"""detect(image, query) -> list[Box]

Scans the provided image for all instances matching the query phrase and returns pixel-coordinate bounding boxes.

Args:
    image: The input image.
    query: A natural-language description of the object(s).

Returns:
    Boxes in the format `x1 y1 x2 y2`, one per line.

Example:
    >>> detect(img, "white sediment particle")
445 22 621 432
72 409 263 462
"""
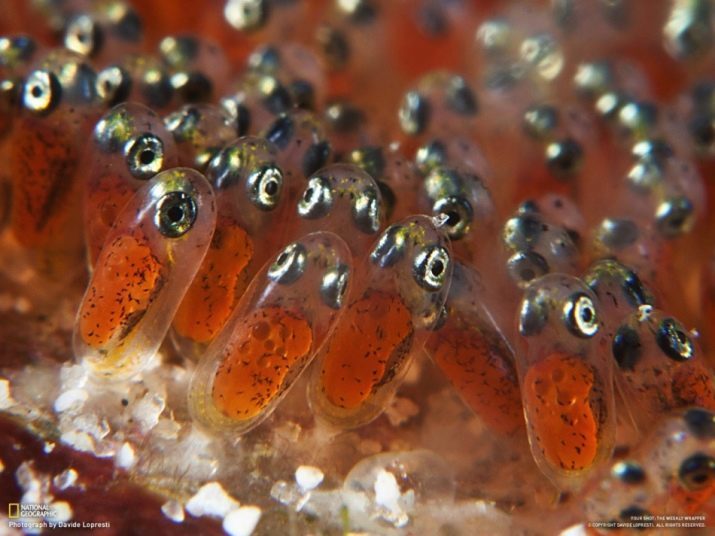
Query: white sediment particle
270 480 298 506
185 482 240 519
115 442 136 469
132 392 166 434
16 461 52 510
161 500 185 523
560 524 588 536
43 442 55 454
47 501 73 523
54 388 88 413
222 506 262 536
59 364 89 390
295 465 324 491
0 378 15 409
59 430 95 453
53 468 78 490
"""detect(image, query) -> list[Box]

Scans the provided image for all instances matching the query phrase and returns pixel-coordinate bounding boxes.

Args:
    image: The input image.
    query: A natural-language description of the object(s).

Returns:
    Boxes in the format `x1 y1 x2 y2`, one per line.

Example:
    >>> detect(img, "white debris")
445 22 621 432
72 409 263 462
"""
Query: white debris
0 378 15 409
161 500 185 523
44 442 55 454
385 397 419 427
116 442 136 469
132 392 166 434
47 501 73 523
54 389 88 413
60 430 95 453
53 469 78 490
59 364 89 390
185 482 240 519
222 506 262 536
560 524 588 536
295 465 324 491
270 480 300 506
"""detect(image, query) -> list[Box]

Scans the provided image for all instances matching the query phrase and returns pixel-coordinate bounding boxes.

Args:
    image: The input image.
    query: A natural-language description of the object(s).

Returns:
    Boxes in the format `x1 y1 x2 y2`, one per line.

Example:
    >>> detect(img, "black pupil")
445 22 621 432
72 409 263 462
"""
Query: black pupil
277 252 288 265
140 149 155 165
167 204 184 223
304 187 313 200
431 259 444 277
581 306 593 323
445 210 460 227
31 84 43 98
264 178 278 196
521 268 535 281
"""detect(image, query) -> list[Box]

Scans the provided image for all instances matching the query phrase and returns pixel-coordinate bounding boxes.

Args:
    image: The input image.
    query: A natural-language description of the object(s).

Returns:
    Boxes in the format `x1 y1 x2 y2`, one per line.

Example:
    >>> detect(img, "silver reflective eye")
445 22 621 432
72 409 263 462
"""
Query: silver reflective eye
413 245 450 291
164 105 200 141
611 461 646 485
664 0 712 59
627 154 664 191
656 317 694 362
23 69 61 114
445 75 477 116
618 100 658 136
655 196 694 237
476 18 512 54
96 65 131 106
678 453 715 492
268 242 307 284
154 190 197 238
523 104 558 140
298 176 333 218
595 90 627 119
65 14 102 57
246 164 283 210
321 263 350 309
596 217 639 250
370 224 407 268
573 61 613 98
94 107 133 152
520 33 563 80
124 133 165 179
398 90 430 135
302 140 331 177
159 35 198 67
563 292 599 338
225 0 267 31
503 212 543 250
348 146 385 179
546 138 582 178
518 290 548 336
507 250 549 286
432 196 473 240
415 139 447 174
352 186 381 233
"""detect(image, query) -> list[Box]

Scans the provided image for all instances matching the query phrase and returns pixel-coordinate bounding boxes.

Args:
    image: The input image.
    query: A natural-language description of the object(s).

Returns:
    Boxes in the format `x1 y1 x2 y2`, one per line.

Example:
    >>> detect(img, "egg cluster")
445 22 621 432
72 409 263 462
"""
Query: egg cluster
1 0 715 531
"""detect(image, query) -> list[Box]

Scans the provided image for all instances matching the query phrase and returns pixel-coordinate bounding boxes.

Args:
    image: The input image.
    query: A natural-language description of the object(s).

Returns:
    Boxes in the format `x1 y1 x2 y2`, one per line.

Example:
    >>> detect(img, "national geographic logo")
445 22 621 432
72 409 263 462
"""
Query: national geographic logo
8 503 19 519
7 503 54 518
